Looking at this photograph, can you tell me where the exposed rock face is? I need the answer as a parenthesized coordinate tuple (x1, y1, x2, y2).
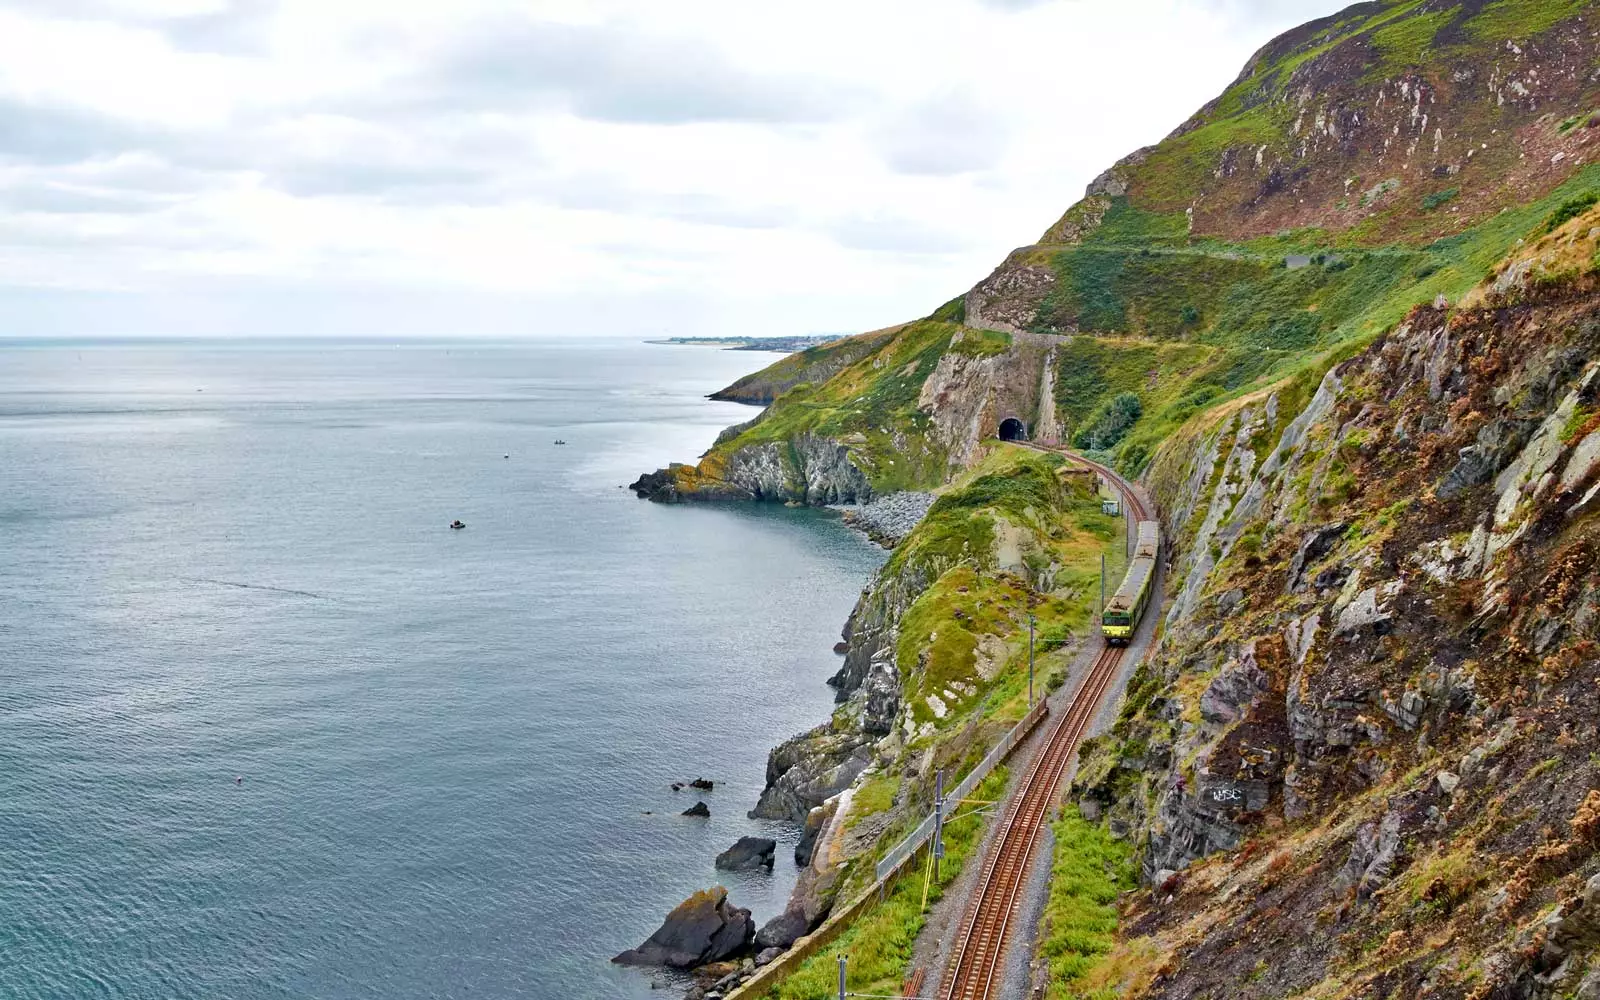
(754, 909, 808, 951)
(965, 253, 1057, 335)
(611, 887, 754, 968)
(914, 330, 1054, 472)
(714, 836, 775, 871)
(748, 724, 871, 823)
(793, 803, 828, 866)
(1072, 216, 1600, 1000)
(631, 434, 874, 505)
(682, 801, 710, 818)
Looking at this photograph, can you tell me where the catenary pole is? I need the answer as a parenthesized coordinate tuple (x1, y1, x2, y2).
(1027, 613, 1035, 707)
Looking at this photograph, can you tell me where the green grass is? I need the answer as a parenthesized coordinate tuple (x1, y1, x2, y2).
(1367, 5, 1457, 78)
(949, 326, 1012, 358)
(1421, 187, 1460, 212)
(1464, 0, 1589, 41)
(889, 449, 1116, 723)
(763, 769, 1011, 999)
(1542, 191, 1600, 235)
(1041, 815, 1137, 999)
(847, 774, 902, 831)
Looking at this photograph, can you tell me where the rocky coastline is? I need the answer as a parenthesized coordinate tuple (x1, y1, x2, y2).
(617, 470, 935, 995)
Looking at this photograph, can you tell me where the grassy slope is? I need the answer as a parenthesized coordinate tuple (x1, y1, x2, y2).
(757, 445, 1126, 995)
(1040, 815, 1138, 1000)
(990, 0, 1600, 472)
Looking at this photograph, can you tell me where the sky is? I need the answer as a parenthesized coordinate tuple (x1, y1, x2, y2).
(0, 0, 1346, 339)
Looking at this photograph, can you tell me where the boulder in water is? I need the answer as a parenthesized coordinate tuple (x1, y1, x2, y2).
(611, 887, 754, 968)
(715, 836, 776, 871)
(682, 801, 711, 818)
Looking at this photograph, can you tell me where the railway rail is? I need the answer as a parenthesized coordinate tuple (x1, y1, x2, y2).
(937, 449, 1152, 1000)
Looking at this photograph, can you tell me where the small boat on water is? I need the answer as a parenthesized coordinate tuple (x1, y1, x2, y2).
(449, 519, 466, 530)
(553, 439, 567, 446)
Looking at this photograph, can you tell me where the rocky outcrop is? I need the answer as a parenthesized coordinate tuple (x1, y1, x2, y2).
(714, 836, 775, 871)
(749, 724, 872, 823)
(612, 887, 754, 968)
(914, 330, 1054, 471)
(1070, 214, 1600, 1000)
(631, 434, 873, 505)
(965, 252, 1056, 336)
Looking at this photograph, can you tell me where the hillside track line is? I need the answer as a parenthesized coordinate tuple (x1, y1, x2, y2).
(937, 447, 1152, 1000)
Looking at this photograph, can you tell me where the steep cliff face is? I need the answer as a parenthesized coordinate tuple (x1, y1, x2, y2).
(631, 433, 874, 504)
(1071, 207, 1600, 1000)
(634, 323, 1060, 502)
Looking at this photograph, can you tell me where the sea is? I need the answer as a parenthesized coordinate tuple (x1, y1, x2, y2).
(0, 339, 886, 1000)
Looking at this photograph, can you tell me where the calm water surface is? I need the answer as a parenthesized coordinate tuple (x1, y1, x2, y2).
(0, 340, 885, 999)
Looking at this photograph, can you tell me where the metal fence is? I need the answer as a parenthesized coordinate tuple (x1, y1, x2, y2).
(874, 698, 1049, 882)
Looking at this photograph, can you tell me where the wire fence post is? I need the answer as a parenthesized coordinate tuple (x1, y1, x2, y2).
(837, 954, 846, 1000)
(1027, 613, 1035, 707)
(932, 769, 945, 883)
(1100, 553, 1106, 621)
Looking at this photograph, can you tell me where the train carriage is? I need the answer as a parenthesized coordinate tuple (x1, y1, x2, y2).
(1103, 521, 1160, 645)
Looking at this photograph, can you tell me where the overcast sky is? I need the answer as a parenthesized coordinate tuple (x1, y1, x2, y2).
(0, 0, 1343, 338)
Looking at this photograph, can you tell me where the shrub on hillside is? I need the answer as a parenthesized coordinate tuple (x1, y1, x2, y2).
(1073, 393, 1143, 451)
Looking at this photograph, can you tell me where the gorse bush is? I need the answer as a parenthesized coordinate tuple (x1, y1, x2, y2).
(1421, 187, 1459, 211)
(1543, 191, 1598, 234)
(1073, 393, 1143, 451)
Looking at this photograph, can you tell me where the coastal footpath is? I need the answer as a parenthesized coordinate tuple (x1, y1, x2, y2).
(626, 1, 1600, 997)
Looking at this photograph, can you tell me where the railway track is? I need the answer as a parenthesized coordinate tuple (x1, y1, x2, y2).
(937, 450, 1150, 1000)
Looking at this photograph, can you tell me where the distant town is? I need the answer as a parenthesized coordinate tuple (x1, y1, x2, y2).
(647, 334, 847, 353)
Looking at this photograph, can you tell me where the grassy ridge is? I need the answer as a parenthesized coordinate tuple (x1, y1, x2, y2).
(1036, 166, 1600, 474)
(890, 447, 1120, 729)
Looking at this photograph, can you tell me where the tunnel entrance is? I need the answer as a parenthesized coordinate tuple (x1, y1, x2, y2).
(998, 417, 1027, 442)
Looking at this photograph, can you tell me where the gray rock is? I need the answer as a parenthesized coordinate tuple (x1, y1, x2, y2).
(715, 837, 776, 871)
(1438, 417, 1538, 499)
(754, 908, 809, 951)
(612, 887, 755, 968)
(755, 947, 784, 967)
(683, 801, 711, 818)
(1435, 770, 1460, 795)
(1286, 523, 1347, 593)
(836, 492, 937, 546)
(749, 725, 871, 822)
(633, 434, 874, 505)
(795, 805, 828, 866)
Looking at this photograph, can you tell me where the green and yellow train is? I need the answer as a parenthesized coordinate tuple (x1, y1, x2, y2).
(1102, 520, 1160, 646)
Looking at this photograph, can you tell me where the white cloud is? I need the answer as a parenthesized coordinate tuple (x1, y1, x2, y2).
(0, 0, 1345, 338)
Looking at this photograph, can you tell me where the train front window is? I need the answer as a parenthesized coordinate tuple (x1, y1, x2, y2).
(1103, 613, 1130, 626)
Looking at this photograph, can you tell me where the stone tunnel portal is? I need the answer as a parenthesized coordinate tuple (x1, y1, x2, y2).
(998, 417, 1027, 442)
